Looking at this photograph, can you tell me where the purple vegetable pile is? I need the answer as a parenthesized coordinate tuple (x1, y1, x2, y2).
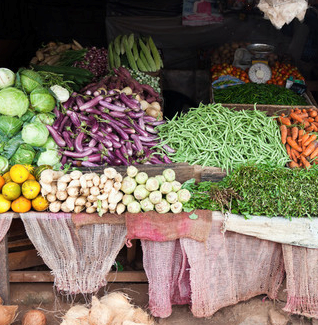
(47, 89, 173, 168)
(81, 67, 161, 104)
(73, 46, 109, 82)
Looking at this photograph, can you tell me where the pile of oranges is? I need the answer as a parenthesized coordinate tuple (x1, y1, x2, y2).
(0, 164, 48, 213)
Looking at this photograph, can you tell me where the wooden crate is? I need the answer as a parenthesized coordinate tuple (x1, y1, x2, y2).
(210, 86, 318, 116)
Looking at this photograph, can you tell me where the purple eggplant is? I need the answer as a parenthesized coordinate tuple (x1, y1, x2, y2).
(52, 113, 65, 130)
(163, 144, 176, 153)
(84, 108, 102, 115)
(62, 95, 76, 110)
(147, 120, 165, 126)
(79, 114, 90, 122)
(119, 92, 140, 110)
(81, 161, 100, 167)
(130, 134, 143, 154)
(53, 107, 60, 119)
(131, 120, 149, 137)
(141, 141, 158, 147)
(62, 131, 74, 150)
(145, 125, 159, 134)
(91, 119, 99, 133)
(75, 96, 85, 108)
(127, 111, 144, 119)
(139, 135, 158, 142)
(138, 117, 145, 130)
(88, 139, 97, 148)
(74, 132, 85, 152)
(120, 145, 128, 158)
(163, 155, 172, 163)
(99, 100, 128, 112)
(107, 133, 120, 143)
(46, 125, 66, 147)
(67, 111, 81, 128)
(115, 149, 129, 166)
(58, 116, 69, 133)
(125, 141, 133, 156)
(122, 128, 135, 135)
(61, 155, 67, 166)
(79, 95, 103, 111)
(109, 111, 127, 118)
(63, 148, 93, 158)
(150, 156, 164, 164)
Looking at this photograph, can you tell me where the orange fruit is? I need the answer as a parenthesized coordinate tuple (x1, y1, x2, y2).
(0, 194, 11, 213)
(32, 195, 49, 211)
(10, 164, 30, 184)
(2, 182, 21, 201)
(2, 171, 12, 183)
(22, 180, 41, 200)
(11, 196, 31, 213)
(26, 174, 36, 180)
(0, 175, 5, 191)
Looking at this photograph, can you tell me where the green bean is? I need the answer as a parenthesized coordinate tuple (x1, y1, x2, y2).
(155, 103, 289, 172)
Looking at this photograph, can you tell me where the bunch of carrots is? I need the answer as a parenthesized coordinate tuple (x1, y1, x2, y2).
(279, 107, 318, 169)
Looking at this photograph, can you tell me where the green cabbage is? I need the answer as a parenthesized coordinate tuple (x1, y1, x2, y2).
(37, 149, 60, 167)
(41, 136, 58, 150)
(0, 68, 15, 89)
(22, 122, 49, 147)
(21, 110, 36, 123)
(32, 112, 55, 125)
(10, 144, 35, 165)
(0, 87, 29, 117)
(20, 69, 43, 93)
(0, 156, 9, 173)
(30, 87, 56, 113)
(0, 116, 23, 138)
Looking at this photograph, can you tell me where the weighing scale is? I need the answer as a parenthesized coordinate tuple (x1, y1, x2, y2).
(246, 43, 275, 84)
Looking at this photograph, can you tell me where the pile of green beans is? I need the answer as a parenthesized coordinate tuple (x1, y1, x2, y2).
(214, 83, 307, 106)
(155, 103, 289, 171)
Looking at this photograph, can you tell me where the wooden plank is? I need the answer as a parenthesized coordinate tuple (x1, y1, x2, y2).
(10, 270, 148, 283)
(0, 235, 10, 304)
(8, 238, 33, 250)
(200, 166, 227, 182)
(8, 249, 44, 271)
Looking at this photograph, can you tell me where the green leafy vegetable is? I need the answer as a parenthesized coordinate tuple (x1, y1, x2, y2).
(0, 116, 23, 138)
(32, 113, 55, 126)
(22, 122, 49, 147)
(37, 149, 60, 167)
(10, 144, 35, 165)
(0, 68, 15, 89)
(30, 87, 56, 113)
(0, 87, 29, 117)
(0, 156, 9, 173)
(20, 69, 43, 93)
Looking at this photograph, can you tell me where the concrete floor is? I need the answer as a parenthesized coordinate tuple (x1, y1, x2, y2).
(8, 282, 316, 325)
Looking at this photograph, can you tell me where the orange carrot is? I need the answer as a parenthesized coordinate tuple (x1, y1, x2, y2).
(289, 161, 300, 169)
(286, 143, 291, 158)
(303, 142, 316, 157)
(291, 127, 298, 140)
(303, 109, 307, 113)
(310, 146, 318, 159)
(303, 134, 317, 147)
(291, 148, 300, 159)
(315, 116, 318, 122)
(290, 149, 298, 162)
(305, 125, 314, 132)
(299, 113, 309, 119)
(301, 133, 310, 144)
(300, 155, 311, 169)
(298, 129, 304, 140)
(303, 120, 311, 128)
(312, 124, 318, 132)
(308, 117, 315, 123)
(290, 112, 303, 123)
(280, 125, 287, 144)
(279, 116, 291, 126)
(287, 137, 302, 152)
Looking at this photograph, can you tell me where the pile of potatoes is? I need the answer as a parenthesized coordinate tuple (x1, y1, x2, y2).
(210, 42, 249, 65)
(39, 168, 124, 215)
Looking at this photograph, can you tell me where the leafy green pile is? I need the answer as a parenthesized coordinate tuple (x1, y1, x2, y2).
(156, 103, 289, 172)
(224, 164, 318, 219)
(214, 83, 307, 106)
(183, 164, 318, 219)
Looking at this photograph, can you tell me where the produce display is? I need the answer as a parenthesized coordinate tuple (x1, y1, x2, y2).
(81, 66, 163, 119)
(0, 69, 63, 169)
(51, 86, 167, 168)
(278, 107, 318, 169)
(267, 62, 305, 86)
(155, 103, 289, 171)
(108, 34, 162, 72)
(39, 166, 191, 215)
(0, 164, 49, 213)
(210, 42, 250, 65)
(211, 63, 249, 83)
(213, 83, 307, 106)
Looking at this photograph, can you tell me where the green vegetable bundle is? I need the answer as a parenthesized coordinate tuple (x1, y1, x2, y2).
(108, 34, 163, 72)
(213, 83, 307, 106)
(224, 164, 318, 218)
(155, 103, 289, 172)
